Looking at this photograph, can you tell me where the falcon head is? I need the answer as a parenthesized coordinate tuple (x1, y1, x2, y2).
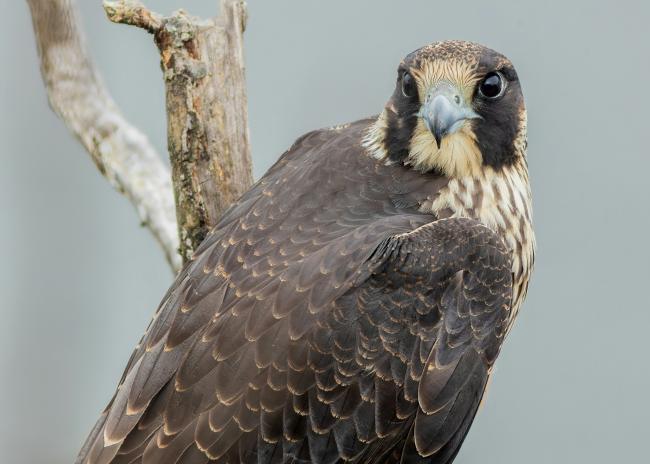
(365, 40, 527, 178)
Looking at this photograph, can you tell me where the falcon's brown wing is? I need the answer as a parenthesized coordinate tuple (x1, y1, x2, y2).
(76, 121, 512, 464)
(270, 217, 512, 464)
(354, 218, 513, 463)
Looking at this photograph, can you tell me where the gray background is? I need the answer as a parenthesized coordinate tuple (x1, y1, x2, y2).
(2, 0, 648, 462)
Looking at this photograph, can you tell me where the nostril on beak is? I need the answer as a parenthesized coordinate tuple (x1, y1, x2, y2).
(421, 84, 480, 149)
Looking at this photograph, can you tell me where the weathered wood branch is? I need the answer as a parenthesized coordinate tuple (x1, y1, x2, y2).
(104, 0, 254, 263)
(26, 0, 181, 271)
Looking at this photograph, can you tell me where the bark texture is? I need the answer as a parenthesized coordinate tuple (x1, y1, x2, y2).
(26, 0, 181, 271)
(105, 0, 254, 263)
(27, 0, 254, 270)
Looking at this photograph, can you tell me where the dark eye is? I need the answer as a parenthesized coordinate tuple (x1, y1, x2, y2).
(479, 72, 505, 99)
(401, 72, 416, 98)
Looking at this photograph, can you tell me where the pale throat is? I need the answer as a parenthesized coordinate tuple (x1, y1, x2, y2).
(362, 112, 484, 179)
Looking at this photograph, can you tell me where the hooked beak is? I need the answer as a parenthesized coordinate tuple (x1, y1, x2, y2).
(419, 83, 481, 147)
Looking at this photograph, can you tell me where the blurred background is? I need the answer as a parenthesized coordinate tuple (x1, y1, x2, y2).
(2, 0, 649, 462)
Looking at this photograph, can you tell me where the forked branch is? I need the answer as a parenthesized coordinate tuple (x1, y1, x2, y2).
(27, 0, 254, 271)
(104, 0, 254, 263)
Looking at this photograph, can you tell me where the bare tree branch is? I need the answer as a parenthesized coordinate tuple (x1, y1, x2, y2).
(103, 0, 162, 32)
(105, 0, 254, 263)
(26, 0, 181, 271)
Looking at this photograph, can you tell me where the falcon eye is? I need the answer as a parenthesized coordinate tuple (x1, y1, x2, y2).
(479, 72, 505, 99)
(401, 72, 416, 98)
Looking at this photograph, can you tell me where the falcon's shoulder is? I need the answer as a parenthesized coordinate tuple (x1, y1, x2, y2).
(205, 117, 379, 235)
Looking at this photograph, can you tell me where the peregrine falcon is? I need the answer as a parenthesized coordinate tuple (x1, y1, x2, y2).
(77, 40, 535, 464)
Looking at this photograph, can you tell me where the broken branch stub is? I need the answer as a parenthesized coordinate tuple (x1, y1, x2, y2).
(105, 0, 254, 264)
